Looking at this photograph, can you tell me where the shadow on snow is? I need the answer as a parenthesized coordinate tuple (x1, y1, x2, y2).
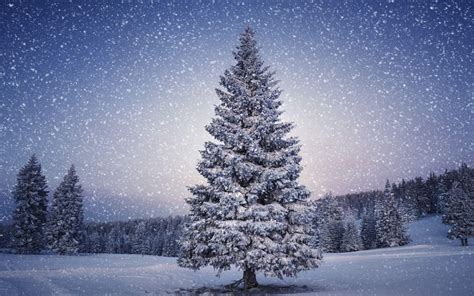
(173, 284, 322, 295)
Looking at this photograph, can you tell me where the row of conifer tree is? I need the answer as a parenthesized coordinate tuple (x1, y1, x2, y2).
(10, 155, 84, 255)
(313, 163, 473, 252)
(82, 216, 187, 256)
(3, 156, 472, 255)
(5, 154, 188, 256)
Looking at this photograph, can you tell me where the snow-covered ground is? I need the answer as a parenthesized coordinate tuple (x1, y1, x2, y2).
(0, 215, 472, 295)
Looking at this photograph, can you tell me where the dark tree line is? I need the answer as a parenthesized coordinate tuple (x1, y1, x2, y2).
(2, 156, 472, 254)
(1, 214, 187, 257)
(82, 215, 187, 257)
(335, 164, 473, 220)
(313, 183, 409, 253)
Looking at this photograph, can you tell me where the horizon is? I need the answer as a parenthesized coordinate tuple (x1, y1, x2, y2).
(0, 162, 469, 224)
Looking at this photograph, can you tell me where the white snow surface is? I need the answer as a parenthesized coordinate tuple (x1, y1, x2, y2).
(0, 215, 473, 295)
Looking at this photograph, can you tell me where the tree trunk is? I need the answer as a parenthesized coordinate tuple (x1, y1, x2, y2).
(243, 268, 258, 289)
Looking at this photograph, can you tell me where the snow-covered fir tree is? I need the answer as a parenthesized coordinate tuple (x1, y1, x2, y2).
(445, 182, 473, 246)
(424, 173, 439, 214)
(375, 181, 409, 248)
(106, 226, 122, 254)
(341, 214, 361, 252)
(87, 232, 103, 253)
(310, 199, 326, 250)
(178, 27, 321, 289)
(47, 165, 84, 255)
(373, 190, 385, 246)
(132, 221, 150, 256)
(413, 177, 430, 217)
(162, 216, 182, 256)
(323, 197, 344, 253)
(360, 202, 377, 250)
(12, 155, 49, 254)
(436, 179, 449, 216)
(398, 194, 419, 224)
(152, 218, 168, 255)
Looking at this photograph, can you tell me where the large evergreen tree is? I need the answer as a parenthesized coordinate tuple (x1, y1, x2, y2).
(178, 28, 321, 289)
(48, 165, 84, 255)
(12, 155, 49, 254)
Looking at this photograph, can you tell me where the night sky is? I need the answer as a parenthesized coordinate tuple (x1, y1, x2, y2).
(1, 1, 472, 221)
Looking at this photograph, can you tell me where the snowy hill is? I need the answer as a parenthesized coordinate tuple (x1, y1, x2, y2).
(0, 215, 472, 295)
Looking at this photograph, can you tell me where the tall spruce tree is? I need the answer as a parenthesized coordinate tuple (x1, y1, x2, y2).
(12, 155, 49, 254)
(48, 165, 84, 255)
(178, 28, 321, 289)
(445, 182, 473, 246)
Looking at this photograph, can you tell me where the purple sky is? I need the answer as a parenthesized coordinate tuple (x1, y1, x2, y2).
(1, 1, 472, 221)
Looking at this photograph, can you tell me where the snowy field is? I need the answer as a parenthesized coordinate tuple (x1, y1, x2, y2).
(0, 216, 473, 295)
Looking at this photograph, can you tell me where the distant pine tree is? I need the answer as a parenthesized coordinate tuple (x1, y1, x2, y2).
(324, 197, 344, 253)
(341, 214, 361, 252)
(375, 180, 409, 248)
(360, 202, 377, 250)
(414, 177, 429, 216)
(425, 173, 439, 214)
(445, 182, 473, 246)
(132, 221, 149, 256)
(12, 155, 49, 254)
(47, 165, 84, 255)
(106, 227, 121, 253)
(398, 195, 418, 224)
(310, 201, 325, 250)
(437, 179, 449, 216)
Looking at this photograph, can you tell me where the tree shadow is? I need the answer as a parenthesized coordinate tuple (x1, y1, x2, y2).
(173, 284, 322, 295)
